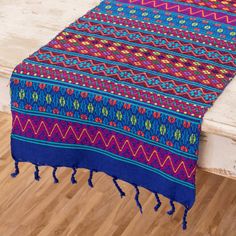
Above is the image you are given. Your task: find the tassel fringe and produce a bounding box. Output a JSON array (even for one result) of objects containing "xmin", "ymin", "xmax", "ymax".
[
  {"xmin": 182, "ymin": 207, "xmax": 189, "ymax": 230},
  {"xmin": 52, "ymin": 167, "xmax": 59, "ymax": 183},
  {"xmin": 113, "ymin": 177, "xmax": 125, "ymax": 198},
  {"xmin": 71, "ymin": 167, "xmax": 77, "ymax": 184},
  {"xmin": 88, "ymin": 170, "xmax": 94, "ymax": 188},
  {"xmin": 154, "ymin": 193, "xmax": 161, "ymax": 211},
  {"xmin": 167, "ymin": 200, "xmax": 175, "ymax": 215},
  {"xmin": 9, "ymin": 161, "xmax": 190, "ymax": 230},
  {"xmin": 134, "ymin": 185, "xmax": 142, "ymax": 214},
  {"xmin": 34, "ymin": 165, "xmax": 40, "ymax": 181},
  {"xmin": 11, "ymin": 161, "xmax": 19, "ymax": 178}
]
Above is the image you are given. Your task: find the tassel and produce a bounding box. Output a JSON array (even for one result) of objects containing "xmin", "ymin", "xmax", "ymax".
[
  {"xmin": 11, "ymin": 161, "xmax": 19, "ymax": 178},
  {"xmin": 71, "ymin": 167, "xmax": 77, "ymax": 184},
  {"xmin": 88, "ymin": 170, "xmax": 94, "ymax": 188},
  {"xmin": 34, "ymin": 165, "xmax": 40, "ymax": 181},
  {"xmin": 52, "ymin": 167, "xmax": 59, "ymax": 184},
  {"xmin": 113, "ymin": 177, "xmax": 125, "ymax": 198},
  {"xmin": 134, "ymin": 185, "xmax": 143, "ymax": 214},
  {"xmin": 167, "ymin": 200, "xmax": 175, "ymax": 215},
  {"xmin": 182, "ymin": 207, "xmax": 189, "ymax": 230},
  {"xmin": 154, "ymin": 193, "xmax": 161, "ymax": 211}
]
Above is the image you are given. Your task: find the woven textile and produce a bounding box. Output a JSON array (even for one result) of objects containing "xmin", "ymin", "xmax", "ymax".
[{"xmin": 10, "ymin": 0, "xmax": 236, "ymax": 229}]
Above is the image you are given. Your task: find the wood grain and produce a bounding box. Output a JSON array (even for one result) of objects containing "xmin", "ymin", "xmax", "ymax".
[
  {"xmin": 0, "ymin": 112, "xmax": 235, "ymax": 236},
  {"xmin": 0, "ymin": 0, "xmax": 236, "ymax": 141}
]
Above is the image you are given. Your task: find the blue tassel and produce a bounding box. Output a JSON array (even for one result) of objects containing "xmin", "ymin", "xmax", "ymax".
[
  {"xmin": 88, "ymin": 170, "xmax": 94, "ymax": 188},
  {"xmin": 134, "ymin": 185, "xmax": 143, "ymax": 214},
  {"xmin": 167, "ymin": 200, "xmax": 175, "ymax": 215},
  {"xmin": 34, "ymin": 165, "xmax": 40, "ymax": 181},
  {"xmin": 154, "ymin": 193, "xmax": 161, "ymax": 211},
  {"xmin": 71, "ymin": 167, "xmax": 77, "ymax": 184},
  {"xmin": 52, "ymin": 167, "xmax": 59, "ymax": 184},
  {"xmin": 182, "ymin": 207, "xmax": 189, "ymax": 230},
  {"xmin": 113, "ymin": 177, "xmax": 125, "ymax": 198},
  {"xmin": 11, "ymin": 161, "xmax": 19, "ymax": 178}
]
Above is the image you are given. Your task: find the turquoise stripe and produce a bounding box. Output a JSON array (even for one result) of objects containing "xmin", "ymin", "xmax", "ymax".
[
  {"xmin": 11, "ymin": 134, "xmax": 195, "ymax": 189},
  {"xmin": 13, "ymin": 72, "xmax": 202, "ymax": 123},
  {"xmin": 41, "ymin": 46, "xmax": 223, "ymax": 93},
  {"xmin": 11, "ymin": 107, "xmax": 198, "ymax": 159},
  {"xmin": 63, "ymin": 29, "xmax": 236, "ymax": 71},
  {"xmin": 80, "ymin": 18, "xmax": 236, "ymax": 55}
]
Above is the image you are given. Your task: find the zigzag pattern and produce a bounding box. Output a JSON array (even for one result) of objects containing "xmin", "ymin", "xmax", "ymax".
[
  {"xmin": 17, "ymin": 61, "xmax": 217, "ymax": 109},
  {"xmin": 31, "ymin": 48, "xmax": 227, "ymax": 92},
  {"xmin": 70, "ymin": 20, "xmax": 236, "ymax": 66},
  {"xmin": 12, "ymin": 115, "xmax": 196, "ymax": 178},
  {"xmin": 176, "ymin": 0, "xmax": 236, "ymax": 14},
  {"xmin": 126, "ymin": 0, "xmax": 236, "ymax": 24}
]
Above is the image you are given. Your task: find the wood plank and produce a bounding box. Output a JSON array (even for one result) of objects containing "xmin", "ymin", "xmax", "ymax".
[
  {"xmin": 0, "ymin": 112, "xmax": 235, "ymax": 236},
  {"xmin": 0, "ymin": 0, "xmax": 236, "ymax": 141}
]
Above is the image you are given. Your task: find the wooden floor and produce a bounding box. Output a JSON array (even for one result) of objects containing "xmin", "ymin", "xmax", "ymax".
[{"xmin": 0, "ymin": 112, "xmax": 235, "ymax": 236}]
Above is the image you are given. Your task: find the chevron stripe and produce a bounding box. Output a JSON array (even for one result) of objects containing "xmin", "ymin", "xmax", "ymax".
[
  {"xmin": 11, "ymin": 107, "xmax": 199, "ymax": 159},
  {"xmin": 12, "ymin": 115, "xmax": 196, "ymax": 179},
  {"xmin": 170, "ymin": 0, "xmax": 236, "ymax": 15},
  {"xmin": 124, "ymin": 0, "xmax": 236, "ymax": 24}
]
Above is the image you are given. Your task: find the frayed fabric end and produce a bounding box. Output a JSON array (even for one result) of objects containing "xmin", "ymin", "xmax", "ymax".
[
  {"xmin": 52, "ymin": 167, "xmax": 59, "ymax": 184},
  {"xmin": 113, "ymin": 177, "xmax": 125, "ymax": 198},
  {"xmin": 167, "ymin": 200, "xmax": 175, "ymax": 215},
  {"xmin": 154, "ymin": 193, "xmax": 161, "ymax": 212},
  {"xmin": 71, "ymin": 167, "xmax": 77, "ymax": 184},
  {"xmin": 34, "ymin": 165, "xmax": 40, "ymax": 181},
  {"xmin": 134, "ymin": 185, "xmax": 143, "ymax": 214},
  {"xmin": 11, "ymin": 161, "xmax": 19, "ymax": 178}
]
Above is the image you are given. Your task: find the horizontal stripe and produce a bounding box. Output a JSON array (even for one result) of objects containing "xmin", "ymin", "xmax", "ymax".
[
  {"xmin": 79, "ymin": 18, "xmax": 236, "ymax": 55},
  {"xmin": 99, "ymin": 1, "xmax": 235, "ymax": 40},
  {"xmin": 11, "ymin": 134, "xmax": 195, "ymax": 189},
  {"xmin": 20, "ymin": 60, "xmax": 210, "ymax": 107},
  {"xmin": 13, "ymin": 70, "xmax": 202, "ymax": 122},
  {"xmin": 11, "ymin": 107, "xmax": 198, "ymax": 159},
  {"xmin": 41, "ymin": 46, "xmax": 223, "ymax": 93},
  {"xmin": 64, "ymin": 28, "xmax": 236, "ymax": 71}
]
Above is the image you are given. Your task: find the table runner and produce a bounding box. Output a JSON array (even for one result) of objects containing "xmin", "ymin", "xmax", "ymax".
[{"xmin": 10, "ymin": 0, "xmax": 236, "ymax": 229}]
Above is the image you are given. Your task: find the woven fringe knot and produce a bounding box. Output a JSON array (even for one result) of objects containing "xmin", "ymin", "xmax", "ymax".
[
  {"xmin": 154, "ymin": 193, "xmax": 161, "ymax": 211},
  {"xmin": 34, "ymin": 165, "xmax": 40, "ymax": 181},
  {"xmin": 52, "ymin": 167, "xmax": 59, "ymax": 184},
  {"xmin": 182, "ymin": 207, "xmax": 189, "ymax": 230},
  {"xmin": 88, "ymin": 170, "xmax": 94, "ymax": 188},
  {"xmin": 167, "ymin": 200, "xmax": 175, "ymax": 215},
  {"xmin": 71, "ymin": 167, "xmax": 77, "ymax": 184},
  {"xmin": 134, "ymin": 185, "xmax": 142, "ymax": 214},
  {"xmin": 11, "ymin": 161, "xmax": 19, "ymax": 178},
  {"xmin": 113, "ymin": 177, "xmax": 125, "ymax": 198}
]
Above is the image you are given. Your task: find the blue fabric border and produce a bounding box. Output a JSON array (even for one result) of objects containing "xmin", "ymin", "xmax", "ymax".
[{"xmin": 11, "ymin": 137, "xmax": 195, "ymax": 208}]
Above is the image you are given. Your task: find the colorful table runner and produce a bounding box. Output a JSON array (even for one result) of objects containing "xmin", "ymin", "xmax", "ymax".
[{"xmin": 10, "ymin": 0, "xmax": 236, "ymax": 229}]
